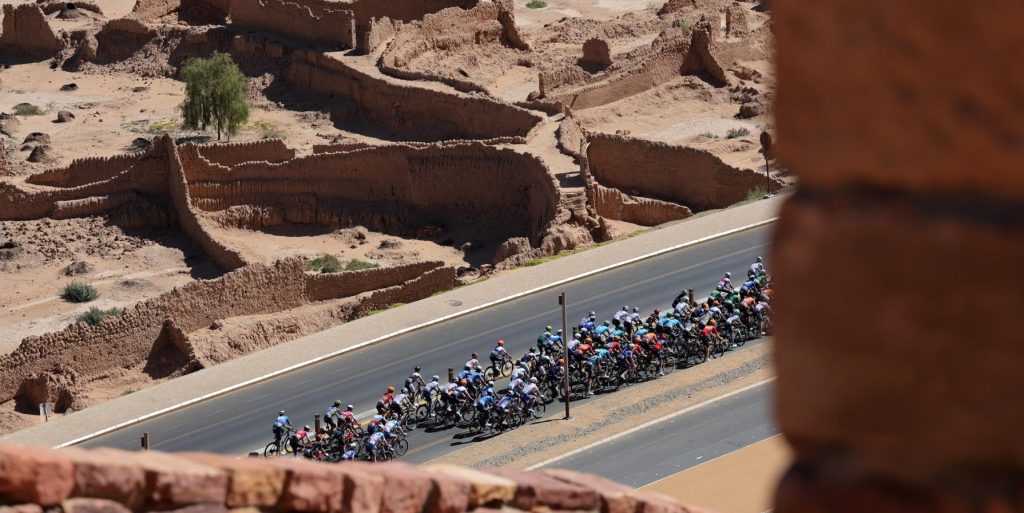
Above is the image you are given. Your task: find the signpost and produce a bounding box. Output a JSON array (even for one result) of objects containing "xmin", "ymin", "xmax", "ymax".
[
  {"xmin": 558, "ymin": 292, "xmax": 570, "ymax": 420},
  {"xmin": 760, "ymin": 131, "xmax": 773, "ymax": 197}
]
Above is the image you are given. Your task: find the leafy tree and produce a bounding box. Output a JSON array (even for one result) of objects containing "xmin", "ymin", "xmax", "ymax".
[{"xmin": 180, "ymin": 52, "xmax": 250, "ymax": 140}]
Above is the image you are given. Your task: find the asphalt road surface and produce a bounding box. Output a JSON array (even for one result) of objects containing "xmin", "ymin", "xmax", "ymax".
[
  {"xmin": 543, "ymin": 382, "xmax": 776, "ymax": 487},
  {"xmin": 81, "ymin": 225, "xmax": 772, "ymax": 456}
]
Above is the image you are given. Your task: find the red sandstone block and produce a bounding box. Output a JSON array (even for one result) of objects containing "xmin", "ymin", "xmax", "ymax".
[
  {"xmin": 0, "ymin": 445, "xmax": 74, "ymax": 505},
  {"xmin": 62, "ymin": 498, "xmax": 133, "ymax": 513},
  {"xmin": 772, "ymin": 195, "xmax": 1024, "ymax": 477},
  {"xmin": 483, "ymin": 468, "xmax": 599, "ymax": 511},
  {"xmin": 774, "ymin": 0, "xmax": 1024, "ymax": 197},
  {"xmin": 542, "ymin": 469, "xmax": 642, "ymax": 513},
  {"xmin": 774, "ymin": 466, "xmax": 948, "ymax": 513},
  {"xmin": 425, "ymin": 466, "xmax": 471, "ymax": 513},
  {"xmin": 92, "ymin": 449, "xmax": 227, "ymax": 506},
  {"xmin": 0, "ymin": 505, "xmax": 43, "ymax": 513},
  {"xmin": 178, "ymin": 452, "xmax": 286, "ymax": 508},
  {"xmin": 62, "ymin": 447, "xmax": 147, "ymax": 509},
  {"xmin": 354, "ymin": 462, "xmax": 433, "ymax": 513},
  {"xmin": 334, "ymin": 464, "xmax": 383, "ymax": 513},
  {"xmin": 265, "ymin": 457, "xmax": 343, "ymax": 513},
  {"xmin": 143, "ymin": 505, "xmax": 229, "ymax": 513}
]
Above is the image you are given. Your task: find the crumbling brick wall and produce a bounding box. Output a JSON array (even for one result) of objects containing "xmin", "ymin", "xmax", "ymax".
[
  {"xmin": 0, "ymin": 4, "xmax": 64, "ymax": 61},
  {"xmin": 0, "ymin": 445, "xmax": 701, "ymax": 513},
  {"xmin": 770, "ymin": 1, "xmax": 1024, "ymax": 513},
  {"xmin": 229, "ymin": 0, "xmax": 356, "ymax": 48},
  {"xmin": 195, "ymin": 139, "xmax": 295, "ymax": 167},
  {"xmin": 0, "ymin": 258, "xmax": 456, "ymax": 404},
  {"xmin": 586, "ymin": 132, "xmax": 780, "ymax": 211}
]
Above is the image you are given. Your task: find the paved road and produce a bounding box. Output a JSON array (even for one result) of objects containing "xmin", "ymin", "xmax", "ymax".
[
  {"xmin": 82, "ymin": 226, "xmax": 772, "ymax": 456},
  {"xmin": 543, "ymin": 382, "xmax": 776, "ymax": 487}
]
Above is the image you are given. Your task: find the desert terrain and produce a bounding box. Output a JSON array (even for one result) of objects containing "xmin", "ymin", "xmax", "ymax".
[{"xmin": 0, "ymin": 0, "xmax": 783, "ymax": 434}]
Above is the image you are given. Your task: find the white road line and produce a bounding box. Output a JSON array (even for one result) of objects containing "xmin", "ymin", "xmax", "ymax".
[
  {"xmin": 523, "ymin": 377, "xmax": 776, "ymax": 471},
  {"xmin": 55, "ymin": 218, "xmax": 777, "ymax": 449}
]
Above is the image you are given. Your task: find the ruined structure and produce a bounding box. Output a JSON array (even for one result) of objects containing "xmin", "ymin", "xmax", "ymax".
[{"xmin": 0, "ymin": 4, "xmax": 64, "ymax": 61}]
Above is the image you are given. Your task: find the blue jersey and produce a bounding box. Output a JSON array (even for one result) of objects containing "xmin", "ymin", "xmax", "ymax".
[
  {"xmin": 274, "ymin": 415, "xmax": 290, "ymax": 428},
  {"xmin": 477, "ymin": 395, "xmax": 495, "ymax": 408},
  {"xmin": 595, "ymin": 325, "xmax": 609, "ymax": 336}
]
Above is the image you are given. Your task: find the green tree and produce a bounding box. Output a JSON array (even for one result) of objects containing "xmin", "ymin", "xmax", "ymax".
[{"xmin": 180, "ymin": 52, "xmax": 249, "ymax": 140}]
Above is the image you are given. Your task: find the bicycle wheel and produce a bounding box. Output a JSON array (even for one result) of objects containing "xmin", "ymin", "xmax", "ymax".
[
  {"xmin": 263, "ymin": 441, "xmax": 280, "ymax": 458},
  {"xmin": 509, "ymin": 411, "xmax": 523, "ymax": 428},
  {"xmin": 394, "ymin": 438, "xmax": 409, "ymax": 457},
  {"xmin": 460, "ymin": 405, "xmax": 476, "ymax": 423},
  {"xmin": 530, "ymin": 401, "xmax": 546, "ymax": 419},
  {"xmin": 483, "ymin": 366, "xmax": 499, "ymax": 381},
  {"xmin": 414, "ymin": 404, "xmax": 429, "ymax": 422},
  {"xmin": 500, "ymin": 359, "xmax": 514, "ymax": 377},
  {"xmin": 713, "ymin": 339, "xmax": 726, "ymax": 358}
]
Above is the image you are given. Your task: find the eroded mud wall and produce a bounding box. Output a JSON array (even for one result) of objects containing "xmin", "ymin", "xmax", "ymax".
[
  {"xmin": 195, "ymin": 139, "xmax": 295, "ymax": 167},
  {"xmin": 229, "ymin": 0, "xmax": 356, "ymax": 48},
  {"xmin": 182, "ymin": 141, "xmax": 558, "ymax": 246},
  {"xmin": 586, "ymin": 133, "xmax": 780, "ymax": 211},
  {"xmin": 0, "ymin": 4, "xmax": 63, "ymax": 61},
  {"xmin": 278, "ymin": 48, "xmax": 542, "ymax": 141},
  {"xmin": 0, "ymin": 259, "xmax": 455, "ymax": 403}
]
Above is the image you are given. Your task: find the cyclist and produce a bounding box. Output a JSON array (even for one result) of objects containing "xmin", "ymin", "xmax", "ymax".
[
  {"xmin": 495, "ymin": 392, "xmax": 515, "ymax": 427},
  {"xmin": 272, "ymin": 410, "xmax": 292, "ymax": 449},
  {"xmin": 476, "ymin": 389, "xmax": 496, "ymax": 427},
  {"xmin": 364, "ymin": 430, "xmax": 390, "ymax": 461},
  {"xmin": 701, "ymin": 320, "xmax": 720, "ymax": 359},
  {"xmin": 537, "ymin": 326, "xmax": 554, "ymax": 353},
  {"xmin": 340, "ymin": 442, "xmax": 359, "ymax": 461},
  {"xmin": 613, "ymin": 305, "xmax": 630, "ymax": 323},
  {"xmin": 366, "ymin": 415, "xmax": 385, "ymax": 435},
  {"xmin": 324, "ymin": 400, "xmax": 342, "ymax": 430},
  {"xmin": 376, "ymin": 386, "xmax": 395, "ymax": 415},
  {"xmin": 490, "ymin": 339, "xmax": 509, "ymax": 369},
  {"xmin": 716, "ymin": 272, "xmax": 735, "ymax": 294},
  {"xmin": 466, "ymin": 352, "xmax": 481, "ymax": 371},
  {"xmin": 340, "ymin": 404, "xmax": 359, "ymax": 431},
  {"xmin": 748, "ymin": 256, "xmax": 766, "ymax": 279},
  {"xmin": 404, "ymin": 367, "xmax": 425, "ymax": 396},
  {"xmin": 739, "ymin": 277, "xmax": 761, "ymax": 299},
  {"xmin": 390, "ymin": 390, "xmax": 410, "ymax": 420},
  {"xmin": 291, "ymin": 424, "xmax": 313, "ymax": 455},
  {"xmin": 521, "ymin": 377, "xmax": 541, "ymax": 412}
]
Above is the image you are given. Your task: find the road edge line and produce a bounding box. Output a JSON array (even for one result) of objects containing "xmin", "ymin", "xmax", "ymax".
[
  {"xmin": 55, "ymin": 217, "xmax": 778, "ymax": 449},
  {"xmin": 523, "ymin": 377, "xmax": 777, "ymax": 471}
]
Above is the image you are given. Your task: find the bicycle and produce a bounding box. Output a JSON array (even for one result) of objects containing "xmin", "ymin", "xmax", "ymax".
[
  {"xmin": 264, "ymin": 427, "xmax": 295, "ymax": 457},
  {"xmin": 484, "ymin": 354, "xmax": 514, "ymax": 381}
]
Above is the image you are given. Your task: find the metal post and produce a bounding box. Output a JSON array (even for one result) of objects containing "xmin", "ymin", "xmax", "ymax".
[
  {"xmin": 688, "ymin": 289, "xmax": 694, "ymax": 306},
  {"xmin": 765, "ymin": 153, "xmax": 771, "ymax": 196},
  {"xmin": 448, "ymin": 367, "xmax": 454, "ymax": 383},
  {"xmin": 314, "ymin": 414, "xmax": 321, "ymax": 434},
  {"xmin": 141, "ymin": 432, "xmax": 149, "ymax": 451},
  {"xmin": 760, "ymin": 131, "xmax": 773, "ymax": 197},
  {"xmin": 559, "ymin": 292, "xmax": 570, "ymax": 420}
]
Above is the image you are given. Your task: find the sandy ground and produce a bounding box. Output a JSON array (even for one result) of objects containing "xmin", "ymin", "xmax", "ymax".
[
  {"xmin": 423, "ymin": 342, "xmax": 774, "ymax": 468},
  {"xmin": 0, "ymin": 219, "xmax": 216, "ymax": 353},
  {"xmin": 644, "ymin": 434, "xmax": 790, "ymax": 513},
  {"xmin": 208, "ymin": 224, "xmax": 475, "ymax": 269},
  {"xmin": 514, "ymin": 0, "xmax": 663, "ymax": 28}
]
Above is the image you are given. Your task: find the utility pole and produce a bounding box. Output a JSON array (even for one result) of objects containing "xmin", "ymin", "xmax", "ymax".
[
  {"xmin": 559, "ymin": 292, "xmax": 570, "ymax": 420},
  {"xmin": 141, "ymin": 432, "xmax": 150, "ymax": 451},
  {"xmin": 760, "ymin": 131, "xmax": 773, "ymax": 197}
]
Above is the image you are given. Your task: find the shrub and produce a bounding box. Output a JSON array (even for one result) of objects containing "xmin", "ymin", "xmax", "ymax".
[
  {"xmin": 77, "ymin": 306, "xmax": 123, "ymax": 326},
  {"xmin": 13, "ymin": 103, "xmax": 42, "ymax": 116},
  {"xmin": 698, "ymin": 131, "xmax": 717, "ymax": 138},
  {"xmin": 147, "ymin": 119, "xmax": 180, "ymax": 134},
  {"xmin": 680, "ymin": 19, "xmax": 693, "ymax": 35},
  {"xmin": 345, "ymin": 259, "xmax": 380, "ymax": 271},
  {"xmin": 726, "ymin": 127, "xmax": 751, "ymax": 139},
  {"xmin": 746, "ymin": 186, "xmax": 768, "ymax": 201},
  {"xmin": 181, "ymin": 52, "xmax": 250, "ymax": 140},
  {"xmin": 62, "ymin": 282, "xmax": 99, "ymax": 303},
  {"xmin": 250, "ymin": 120, "xmax": 285, "ymax": 140},
  {"xmin": 306, "ymin": 254, "xmax": 342, "ymax": 273},
  {"xmin": 122, "ymin": 388, "xmax": 136, "ymax": 396},
  {"xmin": 526, "ymin": 0, "xmax": 546, "ymax": 8}
]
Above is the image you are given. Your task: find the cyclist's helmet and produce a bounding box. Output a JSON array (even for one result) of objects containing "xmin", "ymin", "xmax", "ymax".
[
  {"xmin": 471, "ymin": 352, "xmax": 479, "ymax": 358},
  {"xmin": 346, "ymin": 405, "xmax": 354, "ymax": 411},
  {"xmin": 373, "ymin": 415, "xmax": 384, "ymax": 422},
  {"xmin": 497, "ymin": 339, "xmax": 505, "ymax": 346},
  {"xmin": 709, "ymin": 319, "xmax": 717, "ymax": 326},
  {"xmin": 556, "ymin": 329, "xmax": 563, "ymax": 334},
  {"xmin": 603, "ymin": 320, "xmax": 610, "ymax": 326},
  {"xmin": 460, "ymin": 379, "xmax": 468, "ymax": 385},
  {"xmin": 431, "ymin": 375, "xmax": 439, "ymax": 381},
  {"xmin": 334, "ymin": 400, "xmax": 341, "ymax": 406},
  {"xmin": 756, "ymin": 256, "xmax": 763, "ymax": 263},
  {"xmin": 303, "ymin": 425, "xmax": 311, "ymax": 430},
  {"xmin": 530, "ymin": 377, "xmax": 538, "ymax": 383},
  {"xmin": 633, "ymin": 307, "xmax": 639, "ymax": 312},
  {"xmin": 545, "ymin": 325, "xmax": 553, "ymax": 331},
  {"xmin": 529, "ymin": 347, "xmax": 536, "ymax": 353},
  {"xmin": 487, "ymin": 380, "xmax": 494, "ymax": 386},
  {"xmin": 725, "ymin": 272, "xmax": 732, "ymax": 278},
  {"xmin": 557, "ymin": 358, "xmax": 565, "ymax": 364},
  {"xmin": 414, "ymin": 366, "xmax": 421, "ymax": 372},
  {"xmin": 387, "ymin": 386, "xmax": 395, "ymax": 393}
]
